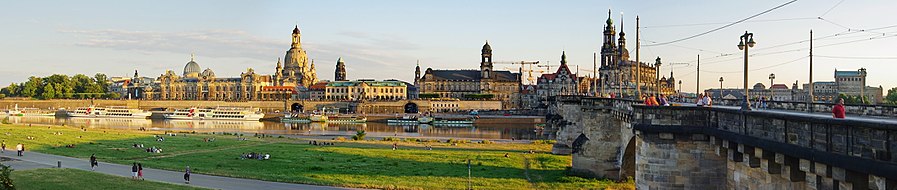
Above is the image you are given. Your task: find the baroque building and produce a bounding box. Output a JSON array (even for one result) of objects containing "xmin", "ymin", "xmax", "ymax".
[
  {"xmin": 274, "ymin": 25, "xmax": 317, "ymax": 88},
  {"xmin": 145, "ymin": 26, "xmax": 319, "ymax": 101},
  {"xmin": 537, "ymin": 51, "xmax": 579, "ymax": 99},
  {"xmin": 597, "ymin": 10, "xmax": 675, "ymax": 98},
  {"xmin": 416, "ymin": 42, "xmax": 522, "ymax": 109}
]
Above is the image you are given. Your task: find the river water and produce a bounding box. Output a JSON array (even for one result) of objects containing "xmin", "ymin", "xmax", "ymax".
[{"xmin": 3, "ymin": 116, "xmax": 545, "ymax": 140}]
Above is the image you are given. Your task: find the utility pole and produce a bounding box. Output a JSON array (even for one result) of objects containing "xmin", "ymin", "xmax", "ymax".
[
  {"xmin": 593, "ymin": 52, "xmax": 597, "ymax": 96},
  {"xmin": 696, "ymin": 54, "xmax": 700, "ymax": 96},
  {"xmin": 636, "ymin": 15, "xmax": 641, "ymax": 98},
  {"xmin": 808, "ymin": 30, "xmax": 814, "ymax": 112}
]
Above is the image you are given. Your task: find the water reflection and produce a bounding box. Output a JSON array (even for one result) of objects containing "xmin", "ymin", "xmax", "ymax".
[{"xmin": 4, "ymin": 116, "xmax": 544, "ymax": 140}]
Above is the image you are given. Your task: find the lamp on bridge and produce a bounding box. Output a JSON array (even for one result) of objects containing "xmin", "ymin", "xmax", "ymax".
[
  {"xmin": 738, "ymin": 31, "xmax": 756, "ymax": 110},
  {"xmin": 719, "ymin": 77, "xmax": 724, "ymax": 100},
  {"xmin": 769, "ymin": 73, "xmax": 776, "ymax": 101}
]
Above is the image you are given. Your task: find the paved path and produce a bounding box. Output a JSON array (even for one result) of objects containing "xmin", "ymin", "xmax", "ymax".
[{"xmin": 0, "ymin": 151, "xmax": 356, "ymax": 190}]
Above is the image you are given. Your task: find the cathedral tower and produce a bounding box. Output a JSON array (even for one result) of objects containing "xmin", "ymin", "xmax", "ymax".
[
  {"xmin": 480, "ymin": 41, "xmax": 493, "ymax": 79},
  {"xmin": 335, "ymin": 57, "xmax": 346, "ymax": 81},
  {"xmin": 281, "ymin": 25, "xmax": 316, "ymax": 87}
]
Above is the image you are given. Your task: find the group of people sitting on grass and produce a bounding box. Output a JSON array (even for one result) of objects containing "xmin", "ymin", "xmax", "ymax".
[
  {"xmin": 308, "ymin": 140, "xmax": 334, "ymax": 146},
  {"xmin": 64, "ymin": 144, "xmax": 76, "ymax": 148},
  {"xmin": 240, "ymin": 152, "xmax": 270, "ymax": 160},
  {"xmin": 52, "ymin": 132, "xmax": 64, "ymax": 135},
  {"xmin": 202, "ymin": 138, "xmax": 215, "ymax": 142},
  {"xmin": 145, "ymin": 146, "xmax": 162, "ymax": 153},
  {"xmin": 132, "ymin": 143, "xmax": 145, "ymax": 148}
]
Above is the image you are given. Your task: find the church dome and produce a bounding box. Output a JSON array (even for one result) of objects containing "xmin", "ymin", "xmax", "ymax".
[
  {"xmin": 201, "ymin": 68, "xmax": 215, "ymax": 77},
  {"xmin": 183, "ymin": 59, "xmax": 201, "ymax": 77},
  {"xmin": 482, "ymin": 41, "xmax": 492, "ymax": 54}
]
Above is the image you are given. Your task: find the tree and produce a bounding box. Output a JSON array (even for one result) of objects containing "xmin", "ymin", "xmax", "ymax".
[
  {"xmin": 0, "ymin": 163, "xmax": 14, "ymax": 190},
  {"xmin": 21, "ymin": 76, "xmax": 42, "ymax": 98},
  {"xmin": 72, "ymin": 74, "xmax": 93, "ymax": 94},
  {"xmin": 41, "ymin": 84, "xmax": 56, "ymax": 99},
  {"xmin": 94, "ymin": 73, "xmax": 109, "ymax": 91},
  {"xmin": 1, "ymin": 83, "xmax": 19, "ymax": 97},
  {"xmin": 886, "ymin": 87, "xmax": 897, "ymax": 104}
]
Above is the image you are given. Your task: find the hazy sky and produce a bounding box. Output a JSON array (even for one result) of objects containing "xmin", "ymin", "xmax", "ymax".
[{"xmin": 2, "ymin": 0, "xmax": 895, "ymax": 93}]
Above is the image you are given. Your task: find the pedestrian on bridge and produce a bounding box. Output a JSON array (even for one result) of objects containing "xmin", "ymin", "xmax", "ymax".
[{"xmin": 832, "ymin": 98, "xmax": 846, "ymax": 119}]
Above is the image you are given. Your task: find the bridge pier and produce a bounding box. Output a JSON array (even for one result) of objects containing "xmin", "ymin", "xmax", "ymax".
[{"xmin": 547, "ymin": 96, "xmax": 897, "ymax": 189}]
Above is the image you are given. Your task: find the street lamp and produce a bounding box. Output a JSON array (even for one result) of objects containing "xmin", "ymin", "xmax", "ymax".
[
  {"xmin": 738, "ymin": 31, "xmax": 756, "ymax": 110},
  {"xmin": 678, "ymin": 80, "xmax": 682, "ymax": 96},
  {"xmin": 719, "ymin": 77, "xmax": 724, "ymax": 100},
  {"xmin": 655, "ymin": 57, "xmax": 662, "ymax": 95},
  {"xmin": 769, "ymin": 73, "xmax": 775, "ymax": 101}
]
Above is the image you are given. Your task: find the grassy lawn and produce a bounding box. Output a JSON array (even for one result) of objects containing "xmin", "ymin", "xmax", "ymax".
[
  {"xmin": 0, "ymin": 123, "xmax": 633, "ymax": 190},
  {"xmin": 11, "ymin": 168, "xmax": 207, "ymax": 190}
]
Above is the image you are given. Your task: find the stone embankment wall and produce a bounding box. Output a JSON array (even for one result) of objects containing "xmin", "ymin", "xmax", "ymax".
[{"xmin": 0, "ymin": 99, "xmax": 503, "ymax": 114}]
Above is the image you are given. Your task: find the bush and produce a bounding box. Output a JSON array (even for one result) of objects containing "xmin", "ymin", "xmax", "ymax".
[
  {"xmin": 479, "ymin": 140, "xmax": 494, "ymax": 144},
  {"xmin": 382, "ymin": 137, "xmax": 400, "ymax": 142},
  {"xmin": 0, "ymin": 163, "xmax": 14, "ymax": 190},
  {"xmin": 446, "ymin": 138, "xmax": 470, "ymax": 144},
  {"xmin": 334, "ymin": 136, "xmax": 347, "ymax": 141},
  {"xmin": 352, "ymin": 130, "xmax": 366, "ymax": 141},
  {"xmin": 532, "ymin": 140, "xmax": 557, "ymax": 145},
  {"xmin": 403, "ymin": 138, "xmax": 419, "ymax": 142},
  {"xmin": 1, "ymin": 117, "xmax": 9, "ymax": 125}
]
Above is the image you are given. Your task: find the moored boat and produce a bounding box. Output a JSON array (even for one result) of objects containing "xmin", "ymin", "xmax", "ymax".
[
  {"xmin": 163, "ymin": 107, "xmax": 264, "ymax": 121},
  {"xmin": 6, "ymin": 105, "xmax": 54, "ymax": 117},
  {"xmin": 67, "ymin": 106, "xmax": 151, "ymax": 119},
  {"xmin": 327, "ymin": 116, "xmax": 367, "ymax": 123}
]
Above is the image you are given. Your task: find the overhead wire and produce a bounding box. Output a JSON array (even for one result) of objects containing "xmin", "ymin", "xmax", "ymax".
[{"xmin": 644, "ymin": 0, "xmax": 798, "ymax": 47}]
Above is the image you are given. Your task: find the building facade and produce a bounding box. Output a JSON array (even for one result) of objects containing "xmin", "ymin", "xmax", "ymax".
[
  {"xmin": 793, "ymin": 68, "xmax": 883, "ymax": 103},
  {"xmin": 323, "ymin": 80, "xmax": 406, "ymax": 101},
  {"xmin": 416, "ymin": 42, "xmax": 521, "ymax": 109}
]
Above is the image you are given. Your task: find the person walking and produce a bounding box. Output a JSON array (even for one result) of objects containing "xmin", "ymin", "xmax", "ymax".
[
  {"xmin": 832, "ymin": 98, "xmax": 846, "ymax": 119},
  {"xmin": 15, "ymin": 143, "xmax": 23, "ymax": 156},
  {"xmin": 137, "ymin": 163, "xmax": 144, "ymax": 180},
  {"xmin": 1, "ymin": 141, "xmax": 6, "ymax": 153},
  {"xmin": 696, "ymin": 94, "xmax": 705, "ymax": 106},
  {"xmin": 701, "ymin": 94, "xmax": 713, "ymax": 107},
  {"xmin": 659, "ymin": 94, "xmax": 670, "ymax": 106},
  {"xmin": 184, "ymin": 166, "xmax": 191, "ymax": 184},
  {"xmin": 90, "ymin": 154, "xmax": 98, "ymax": 171},
  {"xmin": 131, "ymin": 163, "xmax": 138, "ymax": 180}
]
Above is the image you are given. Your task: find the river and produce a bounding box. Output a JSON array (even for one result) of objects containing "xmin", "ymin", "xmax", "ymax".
[{"xmin": 3, "ymin": 116, "xmax": 545, "ymax": 140}]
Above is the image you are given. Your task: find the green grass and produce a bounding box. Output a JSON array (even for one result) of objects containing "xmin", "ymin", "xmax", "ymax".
[
  {"xmin": 11, "ymin": 168, "xmax": 207, "ymax": 190},
  {"xmin": 0, "ymin": 123, "xmax": 633, "ymax": 190}
]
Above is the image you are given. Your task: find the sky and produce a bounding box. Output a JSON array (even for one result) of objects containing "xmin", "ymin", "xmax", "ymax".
[{"xmin": 1, "ymin": 0, "xmax": 895, "ymax": 94}]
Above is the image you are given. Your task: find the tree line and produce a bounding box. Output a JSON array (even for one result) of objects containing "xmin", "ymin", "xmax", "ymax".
[{"xmin": 0, "ymin": 73, "xmax": 120, "ymax": 99}]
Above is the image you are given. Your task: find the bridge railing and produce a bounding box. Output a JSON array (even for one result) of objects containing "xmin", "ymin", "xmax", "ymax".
[
  {"xmin": 713, "ymin": 98, "xmax": 897, "ymax": 118},
  {"xmin": 632, "ymin": 104, "xmax": 897, "ymax": 178}
]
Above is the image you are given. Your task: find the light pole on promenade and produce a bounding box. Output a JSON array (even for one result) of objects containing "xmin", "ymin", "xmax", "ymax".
[{"xmin": 738, "ymin": 31, "xmax": 756, "ymax": 110}]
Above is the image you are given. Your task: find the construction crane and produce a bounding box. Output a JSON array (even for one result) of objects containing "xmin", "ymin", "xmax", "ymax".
[{"xmin": 493, "ymin": 61, "xmax": 540, "ymax": 84}]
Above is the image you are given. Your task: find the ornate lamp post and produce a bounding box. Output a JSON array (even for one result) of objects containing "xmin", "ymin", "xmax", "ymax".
[
  {"xmin": 719, "ymin": 77, "xmax": 724, "ymax": 100},
  {"xmin": 769, "ymin": 73, "xmax": 775, "ymax": 101},
  {"xmin": 738, "ymin": 31, "xmax": 756, "ymax": 110}
]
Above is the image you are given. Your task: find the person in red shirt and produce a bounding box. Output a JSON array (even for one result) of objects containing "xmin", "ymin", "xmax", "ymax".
[{"xmin": 832, "ymin": 98, "xmax": 846, "ymax": 119}]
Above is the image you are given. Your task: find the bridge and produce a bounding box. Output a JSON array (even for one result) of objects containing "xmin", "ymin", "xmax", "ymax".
[{"xmin": 545, "ymin": 96, "xmax": 896, "ymax": 189}]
